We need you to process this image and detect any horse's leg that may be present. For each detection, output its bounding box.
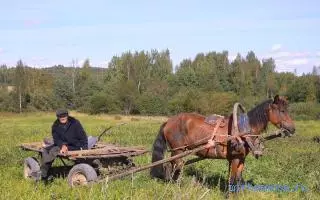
[228,158,245,193]
[170,150,185,181]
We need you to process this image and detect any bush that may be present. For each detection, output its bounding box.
[30,92,57,111]
[88,92,121,114]
[289,102,320,120]
[0,90,16,112]
[204,92,238,115]
[168,88,199,114]
[136,94,168,115]
[168,88,237,116]
[89,93,109,114]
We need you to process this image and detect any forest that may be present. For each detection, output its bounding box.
[1,49,320,120]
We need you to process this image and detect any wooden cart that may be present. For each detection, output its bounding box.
[20,141,149,186]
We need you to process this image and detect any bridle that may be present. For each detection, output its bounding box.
[269,103,294,137]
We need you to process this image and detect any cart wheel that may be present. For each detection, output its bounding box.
[67,164,97,187]
[24,157,40,180]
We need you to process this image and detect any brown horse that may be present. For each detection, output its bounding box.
[150,95,295,191]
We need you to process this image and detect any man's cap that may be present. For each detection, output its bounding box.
[56,109,69,118]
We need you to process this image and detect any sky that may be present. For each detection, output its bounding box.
[0,0,319,74]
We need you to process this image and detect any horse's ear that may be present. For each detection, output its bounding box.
[273,95,280,104]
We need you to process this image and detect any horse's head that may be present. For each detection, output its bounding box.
[267,95,295,135]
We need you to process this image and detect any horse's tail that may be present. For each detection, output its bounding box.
[150,122,168,179]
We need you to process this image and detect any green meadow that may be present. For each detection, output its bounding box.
[0,112,319,200]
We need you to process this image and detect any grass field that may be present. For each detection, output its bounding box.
[0,112,319,200]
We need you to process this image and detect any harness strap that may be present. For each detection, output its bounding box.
[205,118,223,156]
[210,118,223,140]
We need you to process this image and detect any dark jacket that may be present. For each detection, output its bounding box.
[52,116,88,150]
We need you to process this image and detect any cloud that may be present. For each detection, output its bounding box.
[31,57,46,62]
[278,58,309,66]
[228,54,237,61]
[273,57,309,73]
[271,44,282,52]
[262,44,314,73]
[23,19,42,27]
[97,61,109,68]
[0,48,4,54]
[265,51,311,59]
[78,59,87,67]
[316,52,320,57]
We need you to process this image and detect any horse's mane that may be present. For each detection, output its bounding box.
[247,99,273,131]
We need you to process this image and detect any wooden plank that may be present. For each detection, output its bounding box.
[20,145,43,153]
[20,141,119,150]
[71,150,149,159]
[20,142,44,152]
[66,146,146,157]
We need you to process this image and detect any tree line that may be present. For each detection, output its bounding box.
[0,49,319,120]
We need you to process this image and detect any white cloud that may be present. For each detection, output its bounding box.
[274,57,309,73]
[31,57,46,62]
[283,58,308,66]
[23,19,42,27]
[276,66,294,72]
[228,55,237,61]
[262,45,314,74]
[78,59,86,67]
[316,52,320,57]
[97,61,109,68]
[271,44,282,52]
[31,64,50,68]
[0,48,4,54]
[264,51,311,59]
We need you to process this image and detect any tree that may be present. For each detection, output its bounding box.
[275,72,295,95]
[0,64,8,84]
[53,65,75,108]
[1,49,320,117]
[14,60,28,112]
[312,66,320,102]
[287,75,317,102]
[261,58,276,98]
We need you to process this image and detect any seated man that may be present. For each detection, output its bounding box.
[39,109,88,181]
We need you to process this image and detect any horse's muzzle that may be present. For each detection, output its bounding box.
[281,123,295,136]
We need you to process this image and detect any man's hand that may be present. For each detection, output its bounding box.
[60,144,68,154]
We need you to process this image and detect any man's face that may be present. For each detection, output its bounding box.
[58,115,68,124]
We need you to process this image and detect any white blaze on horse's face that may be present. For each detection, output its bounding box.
[268,95,295,134]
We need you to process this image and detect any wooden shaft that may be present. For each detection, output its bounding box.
[261,130,283,141]
[97,142,214,183]
[184,157,206,165]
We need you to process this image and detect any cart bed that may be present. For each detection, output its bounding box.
[20,142,149,160]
